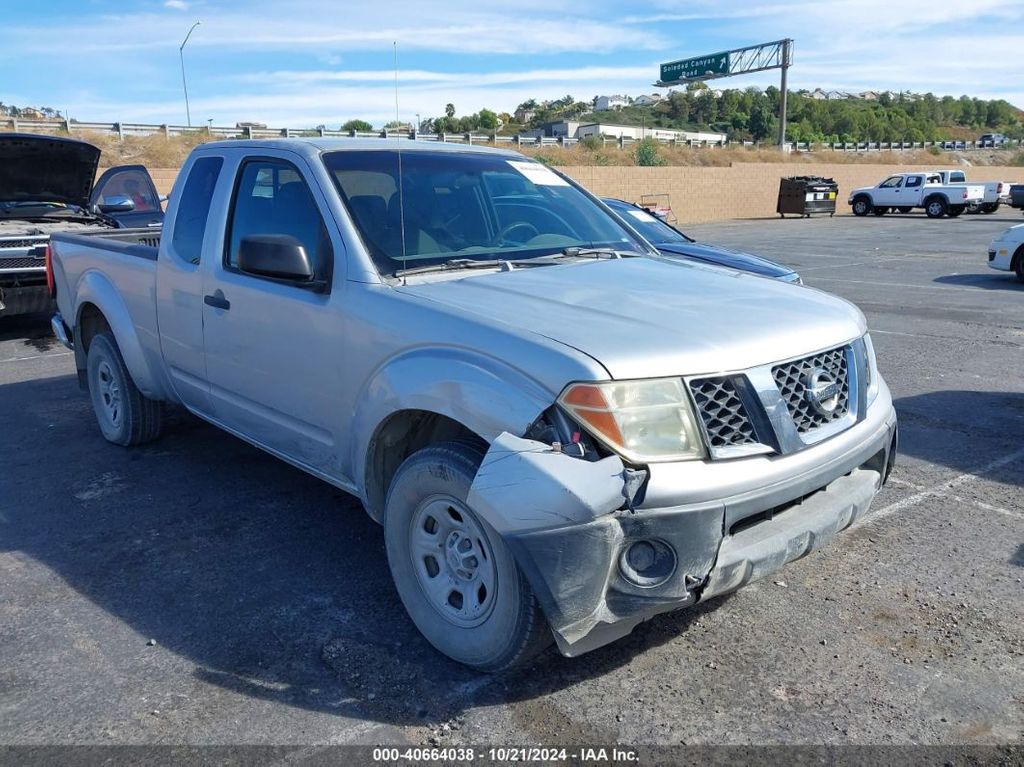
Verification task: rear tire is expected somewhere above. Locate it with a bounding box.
[925,197,948,218]
[384,441,552,672]
[852,196,872,217]
[86,332,163,446]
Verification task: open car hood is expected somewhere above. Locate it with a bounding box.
[0,133,101,208]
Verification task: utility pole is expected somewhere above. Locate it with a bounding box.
[776,38,790,148]
[179,21,201,127]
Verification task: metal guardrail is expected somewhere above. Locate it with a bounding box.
[0,117,1017,152]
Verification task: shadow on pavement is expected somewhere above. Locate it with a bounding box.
[933,273,1023,291]
[1,373,722,731]
[0,312,59,352]
[893,389,1024,484]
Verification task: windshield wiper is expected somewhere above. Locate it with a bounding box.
[555,247,644,259]
[394,258,508,278]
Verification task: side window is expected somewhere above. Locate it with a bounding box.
[949,171,965,183]
[97,168,162,212]
[879,176,903,188]
[226,159,330,279]
[171,156,223,265]
[904,175,922,188]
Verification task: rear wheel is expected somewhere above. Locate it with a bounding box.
[384,441,552,671]
[897,206,913,214]
[852,196,872,217]
[925,197,948,218]
[86,331,162,446]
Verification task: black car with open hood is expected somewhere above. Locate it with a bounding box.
[0,133,102,208]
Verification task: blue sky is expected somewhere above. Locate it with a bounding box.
[3,0,1022,128]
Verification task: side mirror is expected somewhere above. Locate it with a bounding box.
[237,234,315,282]
[98,195,136,213]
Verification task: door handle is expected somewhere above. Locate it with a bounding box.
[204,290,230,311]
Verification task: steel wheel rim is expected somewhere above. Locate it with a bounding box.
[928,202,942,216]
[854,200,867,214]
[96,360,122,427]
[409,495,497,628]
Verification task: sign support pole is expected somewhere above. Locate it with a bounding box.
[777,38,789,148]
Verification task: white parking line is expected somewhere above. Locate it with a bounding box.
[809,277,992,294]
[857,444,1024,527]
[0,351,72,364]
[944,493,1024,522]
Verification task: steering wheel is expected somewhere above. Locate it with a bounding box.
[495,221,540,245]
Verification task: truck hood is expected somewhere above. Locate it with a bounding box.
[0,133,101,208]
[398,257,865,380]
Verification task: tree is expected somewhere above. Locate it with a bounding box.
[341,119,373,132]
[748,103,777,142]
[445,103,456,119]
[477,108,498,130]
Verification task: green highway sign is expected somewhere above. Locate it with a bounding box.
[659,52,730,83]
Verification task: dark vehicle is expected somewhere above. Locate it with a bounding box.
[0,133,163,318]
[602,198,801,283]
[1010,184,1024,213]
[978,133,1008,147]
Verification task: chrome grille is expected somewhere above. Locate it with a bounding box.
[689,376,759,448]
[0,256,46,270]
[0,238,47,249]
[772,346,850,433]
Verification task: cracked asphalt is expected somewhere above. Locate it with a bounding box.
[1,207,1022,749]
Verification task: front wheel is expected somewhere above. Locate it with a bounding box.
[1015,247,1024,283]
[925,197,948,218]
[851,197,872,217]
[86,331,163,446]
[384,442,552,671]
[981,202,999,214]
[966,202,981,214]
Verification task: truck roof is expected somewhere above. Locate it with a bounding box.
[192,137,523,159]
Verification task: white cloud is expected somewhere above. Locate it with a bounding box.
[164,0,190,9]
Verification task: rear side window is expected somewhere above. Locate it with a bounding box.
[172,157,223,265]
[948,171,966,183]
[905,176,922,188]
[226,159,330,276]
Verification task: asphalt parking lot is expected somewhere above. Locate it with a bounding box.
[1,208,1022,749]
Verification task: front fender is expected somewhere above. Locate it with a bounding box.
[349,346,558,499]
[74,270,168,400]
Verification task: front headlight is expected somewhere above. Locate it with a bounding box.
[558,378,706,463]
[864,333,880,404]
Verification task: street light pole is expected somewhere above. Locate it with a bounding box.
[179,21,201,127]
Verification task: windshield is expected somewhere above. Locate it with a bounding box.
[603,200,691,245]
[323,150,647,275]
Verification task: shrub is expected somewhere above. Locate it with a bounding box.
[579,134,603,151]
[927,145,942,156]
[633,138,666,166]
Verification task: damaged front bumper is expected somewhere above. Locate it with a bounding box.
[468,385,898,657]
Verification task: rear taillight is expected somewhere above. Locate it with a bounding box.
[998,182,1004,194]
[44,244,56,298]
[963,190,969,200]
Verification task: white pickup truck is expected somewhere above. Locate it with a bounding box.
[931,169,1013,214]
[849,172,984,218]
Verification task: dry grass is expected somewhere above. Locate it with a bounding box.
[75,130,1019,169]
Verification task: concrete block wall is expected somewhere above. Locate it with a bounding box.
[119,163,1024,226]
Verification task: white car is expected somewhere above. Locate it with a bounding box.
[988,223,1024,282]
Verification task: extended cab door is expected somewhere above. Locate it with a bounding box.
[91,165,165,228]
[155,154,227,416]
[200,151,343,474]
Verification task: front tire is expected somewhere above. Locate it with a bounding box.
[925,197,948,218]
[852,196,872,217]
[86,332,163,446]
[1015,247,1024,283]
[384,441,552,672]
[966,202,981,214]
[981,202,999,214]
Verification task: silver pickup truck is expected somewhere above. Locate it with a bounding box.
[50,138,897,671]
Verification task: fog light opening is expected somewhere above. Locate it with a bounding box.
[619,539,676,588]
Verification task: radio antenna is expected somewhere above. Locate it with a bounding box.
[393,41,408,282]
